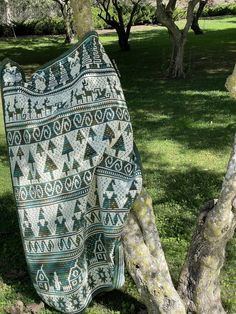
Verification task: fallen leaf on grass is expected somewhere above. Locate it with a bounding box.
[5,300,25,314]
[25,302,44,314]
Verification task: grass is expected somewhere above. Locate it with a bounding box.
[0,16,236,313]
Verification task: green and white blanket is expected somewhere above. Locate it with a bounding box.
[0,31,142,313]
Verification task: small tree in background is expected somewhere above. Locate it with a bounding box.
[52,0,74,43]
[191,0,208,35]
[95,0,142,51]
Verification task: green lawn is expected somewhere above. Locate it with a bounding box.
[0,16,236,313]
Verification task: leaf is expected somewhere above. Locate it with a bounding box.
[25,302,44,314]
[5,300,25,314]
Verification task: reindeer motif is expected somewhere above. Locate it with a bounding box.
[43,98,54,115]
[113,81,122,99]
[13,97,26,120]
[94,88,110,101]
[82,80,93,102]
[34,101,44,118]
[74,89,84,104]
[6,103,14,121]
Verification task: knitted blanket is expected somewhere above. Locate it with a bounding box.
[0,31,142,313]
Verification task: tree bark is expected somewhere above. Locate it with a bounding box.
[191,0,208,35]
[3,0,16,38]
[63,2,74,43]
[72,2,236,313]
[168,33,186,78]
[178,135,236,313]
[122,189,186,314]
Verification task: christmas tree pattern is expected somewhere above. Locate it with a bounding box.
[84,143,98,167]
[111,135,125,157]
[17,147,24,160]
[28,150,35,171]
[102,124,115,144]
[124,123,132,136]
[9,148,14,159]
[55,205,69,235]
[38,208,51,237]
[48,69,57,90]
[123,180,138,208]
[62,162,70,176]
[103,180,118,209]
[27,169,34,183]
[48,140,56,154]
[23,211,34,238]
[44,154,58,180]
[35,169,41,182]
[76,130,85,144]
[72,159,80,173]
[81,44,92,69]
[36,143,44,157]
[59,62,69,85]
[13,161,23,184]
[62,136,73,162]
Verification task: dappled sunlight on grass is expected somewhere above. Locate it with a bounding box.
[0,16,236,313]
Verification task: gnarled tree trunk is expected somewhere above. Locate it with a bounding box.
[72,2,236,313]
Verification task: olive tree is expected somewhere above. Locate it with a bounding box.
[71,1,236,312]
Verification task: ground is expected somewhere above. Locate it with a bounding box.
[0,16,236,314]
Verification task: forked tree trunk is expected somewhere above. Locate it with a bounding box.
[191,0,208,35]
[72,2,236,313]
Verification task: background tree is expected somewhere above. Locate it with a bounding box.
[71,1,236,312]
[2,0,16,37]
[191,0,208,35]
[95,0,142,51]
[156,0,202,78]
[52,0,74,43]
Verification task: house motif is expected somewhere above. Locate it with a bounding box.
[36,265,50,291]
[68,260,83,289]
[94,235,106,262]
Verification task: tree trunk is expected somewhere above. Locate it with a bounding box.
[178,135,236,313]
[168,33,186,79]
[191,0,208,35]
[117,27,130,51]
[3,0,16,38]
[62,3,74,43]
[122,189,186,314]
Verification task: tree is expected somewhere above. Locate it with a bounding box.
[27,169,34,183]
[76,130,85,144]
[62,161,70,176]
[17,147,24,160]
[36,143,45,157]
[62,135,73,161]
[52,0,74,43]
[84,143,98,167]
[72,158,80,172]
[28,151,35,171]
[44,154,58,180]
[48,140,56,154]
[13,161,23,184]
[191,0,208,35]
[70,2,236,313]
[111,134,125,157]
[88,128,97,141]
[156,0,202,78]
[95,0,142,51]
[103,123,115,144]
[2,0,16,37]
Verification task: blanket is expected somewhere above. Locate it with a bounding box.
[0,31,142,313]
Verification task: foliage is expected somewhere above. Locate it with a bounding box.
[0,16,236,313]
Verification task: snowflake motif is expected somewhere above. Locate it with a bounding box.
[88,273,96,289]
[57,297,67,312]
[97,267,107,283]
[70,294,81,310]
